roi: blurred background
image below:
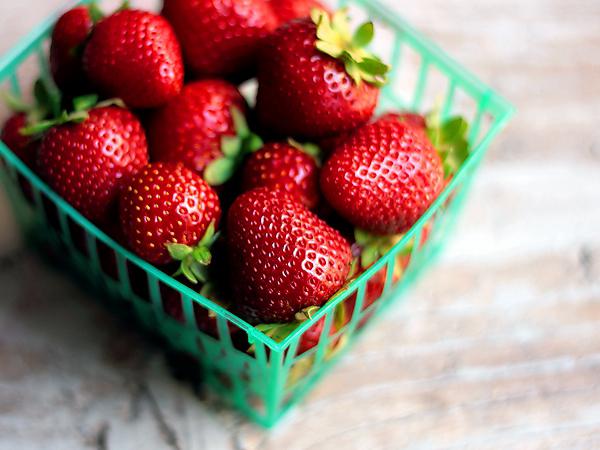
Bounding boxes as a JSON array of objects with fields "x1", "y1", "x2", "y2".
[{"x1": 0, "y1": 0, "x2": 598, "y2": 449}]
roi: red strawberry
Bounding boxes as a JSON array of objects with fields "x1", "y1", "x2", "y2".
[
  {"x1": 380, "y1": 111, "x2": 427, "y2": 130},
  {"x1": 147, "y1": 80, "x2": 246, "y2": 177},
  {"x1": 50, "y1": 5, "x2": 94, "y2": 93},
  {"x1": 241, "y1": 141, "x2": 320, "y2": 209},
  {"x1": 382, "y1": 111, "x2": 471, "y2": 179},
  {"x1": 162, "y1": 0, "x2": 277, "y2": 80},
  {"x1": 83, "y1": 10, "x2": 183, "y2": 108},
  {"x1": 320, "y1": 117, "x2": 444, "y2": 235},
  {"x1": 37, "y1": 106, "x2": 148, "y2": 222},
  {"x1": 256, "y1": 9, "x2": 389, "y2": 140},
  {"x1": 119, "y1": 162, "x2": 221, "y2": 268},
  {"x1": 227, "y1": 188, "x2": 352, "y2": 323},
  {"x1": 268, "y1": 0, "x2": 329, "y2": 24},
  {"x1": 1, "y1": 113, "x2": 37, "y2": 166}
]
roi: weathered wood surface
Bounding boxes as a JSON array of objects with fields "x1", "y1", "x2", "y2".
[{"x1": 0, "y1": 0, "x2": 599, "y2": 449}]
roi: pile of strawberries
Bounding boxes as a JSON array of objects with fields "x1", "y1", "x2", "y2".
[{"x1": 1, "y1": 0, "x2": 469, "y2": 351}]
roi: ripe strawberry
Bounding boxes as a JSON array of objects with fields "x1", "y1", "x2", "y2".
[
  {"x1": 241, "y1": 141, "x2": 320, "y2": 209},
  {"x1": 256, "y1": 9, "x2": 389, "y2": 140},
  {"x1": 37, "y1": 106, "x2": 148, "y2": 222},
  {"x1": 1, "y1": 113, "x2": 37, "y2": 166},
  {"x1": 50, "y1": 5, "x2": 95, "y2": 93},
  {"x1": 380, "y1": 111, "x2": 427, "y2": 130},
  {"x1": 83, "y1": 10, "x2": 183, "y2": 108},
  {"x1": 268, "y1": 0, "x2": 328, "y2": 24},
  {"x1": 147, "y1": 80, "x2": 247, "y2": 178},
  {"x1": 227, "y1": 188, "x2": 352, "y2": 323},
  {"x1": 162, "y1": 0, "x2": 277, "y2": 80},
  {"x1": 119, "y1": 162, "x2": 221, "y2": 268},
  {"x1": 381, "y1": 111, "x2": 470, "y2": 179},
  {"x1": 320, "y1": 117, "x2": 444, "y2": 235}
]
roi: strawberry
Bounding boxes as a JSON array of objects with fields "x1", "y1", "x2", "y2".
[
  {"x1": 36, "y1": 104, "x2": 148, "y2": 223},
  {"x1": 147, "y1": 80, "x2": 249, "y2": 180},
  {"x1": 1, "y1": 113, "x2": 37, "y2": 166},
  {"x1": 241, "y1": 140, "x2": 320, "y2": 209},
  {"x1": 119, "y1": 162, "x2": 221, "y2": 271},
  {"x1": 320, "y1": 117, "x2": 445, "y2": 235},
  {"x1": 268, "y1": 0, "x2": 329, "y2": 24},
  {"x1": 380, "y1": 111, "x2": 427, "y2": 130},
  {"x1": 49, "y1": 5, "x2": 96, "y2": 93},
  {"x1": 83, "y1": 10, "x2": 183, "y2": 109},
  {"x1": 227, "y1": 188, "x2": 352, "y2": 323},
  {"x1": 256, "y1": 9, "x2": 389, "y2": 140},
  {"x1": 162, "y1": 0, "x2": 277, "y2": 80},
  {"x1": 381, "y1": 110, "x2": 470, "y2": 179}
]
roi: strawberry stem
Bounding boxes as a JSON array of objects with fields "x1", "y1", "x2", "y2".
[{"x1": 204, "y1": 107, "x2": 264, "y2": 186}]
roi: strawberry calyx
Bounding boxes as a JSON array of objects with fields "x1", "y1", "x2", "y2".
[
  {"x1": 354, "y1": 228, "x2": 404, "y2": 269},
  {"x1": 167, "y1": 222, "x2": 220, "y2": 285},
  {"x1": 20, "y1": 94, "x2": 125, "y2": 137},
  {"x1": 288, "y1": 138, "x2": 322, "y2": 166},
  {"x1": 3, "y1": 75, "x2": 62, "y2": 134},
  {"x1": 88, "y1": 2, "x2": 105, "y2": 23},
  {"x1": 311, "y1": 8, "x2": 390, "y2": 87},
  {"x1": 204, "y1": 107, "x2": 263, "y2": 186},
  {"x1": 425, "y1": 110, "x2": 470, "y2": 178},
  {"x1": 255, "y1": 306, "x2": 321, "y2": 343}
]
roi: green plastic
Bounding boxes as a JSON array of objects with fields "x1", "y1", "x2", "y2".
[{"x1": 0, "y1": 0, "x2": 514, "y2": 427}]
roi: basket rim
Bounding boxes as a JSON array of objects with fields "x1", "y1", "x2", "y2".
[{"x1": 0, "y1": 0, "x2": 515, "y2": 353}]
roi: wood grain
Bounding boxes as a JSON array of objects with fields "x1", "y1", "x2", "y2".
[{"x1": 0, "y1": 0, "x2": 599, "y2": 449}]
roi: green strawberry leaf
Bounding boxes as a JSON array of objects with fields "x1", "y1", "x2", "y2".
[
  {"x1": 166, "y1": 243, "x2": 193, "y2": 260},
  {"x1": 313, "y1": 8, "x2": 391, "y2": 87},
  {"x1": 294, "y1": 306, "x2": 321, "y2": 321},
  {"x1": 73, "y1": 94, "x2": 99, "y2": 112},
  {"x1": 88, "y1": 2, "x2": 105, "y2": 23},
  {"x1": 244, "y1": 133, "x2": 264, "y2": 153},
  {"x1": 36, "y1": 76, "x2": 62, "y2": 119},
  {"x1": 167, "y1": 223, "x2": 219, "y2": 285},
  {"x1": 192, "y1": 246, "x2": 212, "y2": 266},
  {"x1": 360, "y1": 245, "x2": 380, "y2": 269},
  {"x1": 2, "y1": 91, "x2": 31, "y2": 113},
  {"x1": 221, "y1": 135, "x2": 242, "y2": 158},
  {"x1": 188, "y1": 259, "x2": 209, "y2": 284},
  {"x1": 316, "y1": 40, "x2": 344, "y2": 59},
  {"x1": 426, "y1": 113, "x2": 470, "y2": 178},
  {"x1": 117, "y1": 0, "x2": 131, "y2": 12},
  {"x1": 198, "y1": 221, "x2": 217, "y2": 247},
  {"x1": 204, "y1": 157, "x2": 236, "y2": 186},
  {"x1": 354, "y1": 228, "x2": 404, "y2": 269},
  {"x1": 95, "y1": 98, "x2": 126, "y2": 109},
  {"x1": 352, "y1": 22, "x2": 374, "y2": 48},
  {"x1": 20, "y1": 110, "x2": 89, "y2": 136},
  {"x1": 231, "y1": 107, "x2": 249, "y2": 138}
]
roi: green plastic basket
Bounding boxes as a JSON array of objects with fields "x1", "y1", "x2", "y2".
[{"x1": 0, "y1": 0, "x2": 513, "y2": 427}]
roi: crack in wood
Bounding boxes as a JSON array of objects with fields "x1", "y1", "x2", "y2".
[
  {"x1": 96, "y1": 423, "x2": 109, "y2": 450},
  {"x1": 139, "y1": 381, "x2": 181, "y2": 450},
  {"x1": 579, "y1": 246, "x2": 594, "y2": 281}
]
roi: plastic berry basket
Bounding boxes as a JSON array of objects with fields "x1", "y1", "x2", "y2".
[{"x1": 0, "y1": 0, "x2": 513, "y2": 428}]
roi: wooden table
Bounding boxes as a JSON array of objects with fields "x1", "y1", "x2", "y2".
[{"x1": 0, "y1": 0, "x2": 599, "y2": 448}]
